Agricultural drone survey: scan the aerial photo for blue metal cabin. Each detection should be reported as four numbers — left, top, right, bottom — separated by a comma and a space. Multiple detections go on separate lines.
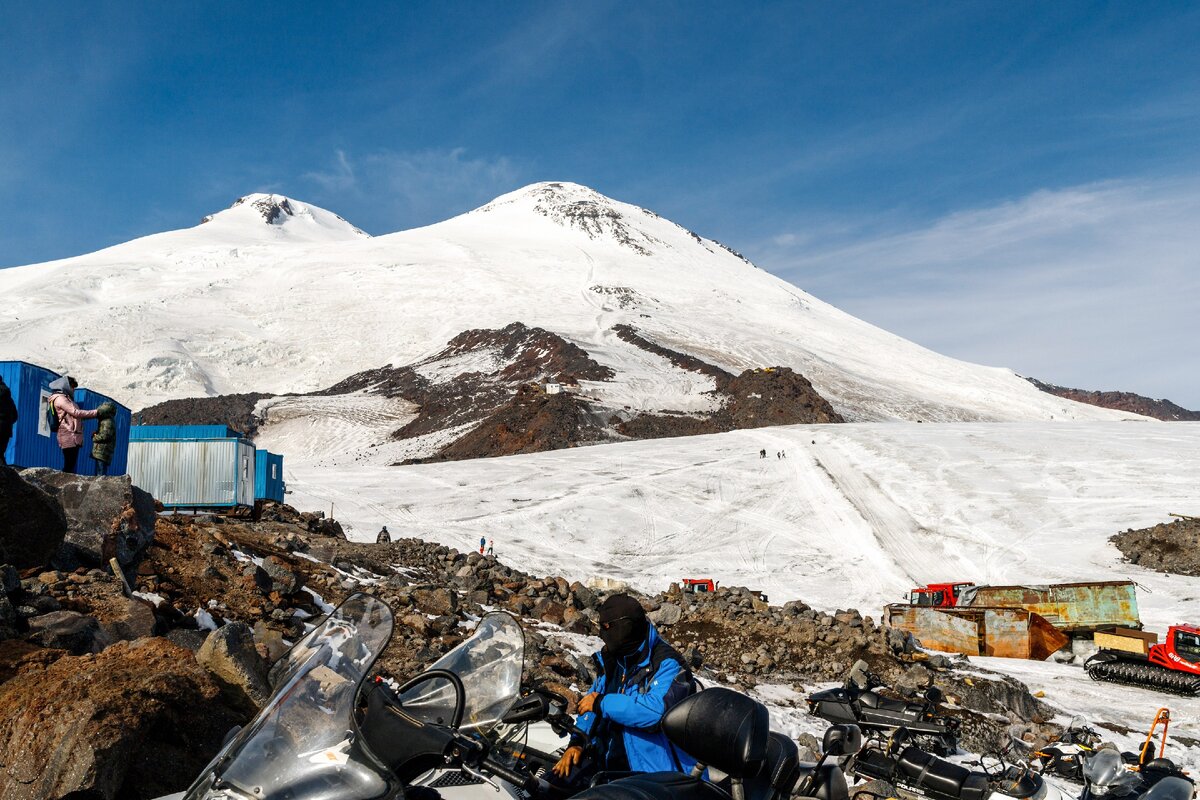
255, 450, 285, 502
0, 360, 62, 468
73, 387, 132, 476
127, 425, 256, 509
129, 425, 239, 440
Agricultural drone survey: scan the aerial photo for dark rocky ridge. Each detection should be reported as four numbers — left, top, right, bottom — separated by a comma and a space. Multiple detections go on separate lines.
136, 321, 842, 463
1111, 516, 1200, 575
134, 392, 270, 437
1028, 378, 1200, 421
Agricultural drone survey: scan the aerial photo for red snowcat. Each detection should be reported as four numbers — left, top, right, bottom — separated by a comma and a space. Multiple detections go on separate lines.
1086, 625, 1200, 695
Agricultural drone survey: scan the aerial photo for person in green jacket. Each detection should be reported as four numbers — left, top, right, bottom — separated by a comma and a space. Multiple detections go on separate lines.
91, 402, 117, 476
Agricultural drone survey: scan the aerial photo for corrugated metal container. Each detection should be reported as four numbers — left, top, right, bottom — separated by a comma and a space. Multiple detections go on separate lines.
128, 438, 256, 508
886, 604, 1069, 660
255, 450, 285, 502
958, 581, 1141, 633
73, 387, 132, 476
129, 425, 239, 441
0, 360, 65, 468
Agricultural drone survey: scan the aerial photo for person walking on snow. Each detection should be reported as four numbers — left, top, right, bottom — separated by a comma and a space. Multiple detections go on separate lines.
479, 535, 486, 555
48, 376, 98, 475
486, 538, 494, 556
0, 375, 17, 466
552, 594, 697, 784
376, 526, 391, 544
759, 448, 765, 458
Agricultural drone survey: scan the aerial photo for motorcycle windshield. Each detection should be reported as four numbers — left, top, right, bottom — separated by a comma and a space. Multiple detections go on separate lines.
184, 593, 395, 800
1083, 749, 1141, 796
398, 611, 524, 735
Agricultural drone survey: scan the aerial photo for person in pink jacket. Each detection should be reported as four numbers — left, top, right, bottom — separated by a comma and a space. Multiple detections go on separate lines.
48, 375, 99, 474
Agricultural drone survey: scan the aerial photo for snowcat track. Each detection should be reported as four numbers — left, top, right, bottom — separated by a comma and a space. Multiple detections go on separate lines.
1086, 659, 1200, 696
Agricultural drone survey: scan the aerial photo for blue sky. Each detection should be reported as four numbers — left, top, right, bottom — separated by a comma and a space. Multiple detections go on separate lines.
3, 3, 1198, 406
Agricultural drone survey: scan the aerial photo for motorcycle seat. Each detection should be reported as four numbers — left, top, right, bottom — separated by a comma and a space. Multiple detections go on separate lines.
859, 692, 915, 714
897, 746, 988, 800
661, 687, 769, 779
746, 732, 800, 800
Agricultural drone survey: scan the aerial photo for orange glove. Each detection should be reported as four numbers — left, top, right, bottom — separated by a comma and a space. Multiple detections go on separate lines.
577, 692, 600, 715
553, 745, 584, 778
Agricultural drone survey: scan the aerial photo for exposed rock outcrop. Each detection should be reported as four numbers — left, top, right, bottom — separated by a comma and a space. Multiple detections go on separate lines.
0, 638, 244, 800
1028, 378, 1200, 421
134, 391, 271, 437
1111, 517, 1200, 575
0, 467, 67, 569
19, 470, 155, 568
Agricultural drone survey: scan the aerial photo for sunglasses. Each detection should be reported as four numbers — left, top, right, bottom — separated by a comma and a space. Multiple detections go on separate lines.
600, 616, 634, 630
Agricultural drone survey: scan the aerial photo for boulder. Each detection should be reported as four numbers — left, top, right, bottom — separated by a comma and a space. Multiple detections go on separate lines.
260, 555, 303, 595
0, 466, 68, 568
98, 597, 159, 644
0, 638, 245, 800
196, 622, 272, 711
648, 602, 682, 627
0, 564, 19, 595
28, 610, 100, 655
18, 469, 155, 568
412, 587, 457, 617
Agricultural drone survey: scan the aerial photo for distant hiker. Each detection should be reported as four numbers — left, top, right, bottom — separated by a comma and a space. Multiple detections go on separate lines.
48, 376, 98, 475
376, 525, 391, 544
0, 375, 16, 465
781, 450, 786, 459
759, 448, 766, 459
90, 402, 117, 475
486, 538, 494, 556
776, 451, 781, 459
479, 535, 486, 555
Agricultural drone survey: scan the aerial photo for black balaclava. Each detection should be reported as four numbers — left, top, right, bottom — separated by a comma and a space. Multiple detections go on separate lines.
598, 593, 648, 659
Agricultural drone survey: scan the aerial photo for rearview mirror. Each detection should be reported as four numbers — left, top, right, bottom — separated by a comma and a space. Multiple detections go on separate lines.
822, 724, 862, 757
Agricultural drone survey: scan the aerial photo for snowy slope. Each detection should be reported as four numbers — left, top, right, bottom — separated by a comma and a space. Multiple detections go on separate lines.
270, 421, 1200, 632
0, 182, 1142, 422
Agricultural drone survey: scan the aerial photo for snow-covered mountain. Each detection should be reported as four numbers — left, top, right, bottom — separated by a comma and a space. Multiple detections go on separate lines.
0, 182, 1141, 424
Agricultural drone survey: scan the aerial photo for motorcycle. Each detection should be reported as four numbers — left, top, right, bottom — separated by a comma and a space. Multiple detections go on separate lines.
1079, 745, 1193, 800
849, 729, 1069, 800
169, 592, 862, 800
808, 660, 959, 756
1030, 716, 1102, 782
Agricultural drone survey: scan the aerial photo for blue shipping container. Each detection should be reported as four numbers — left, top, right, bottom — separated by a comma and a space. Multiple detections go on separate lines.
255, 450, 285, 502
0, 360, 65, 469
73, 388, 132, 476
129, 425, 241, 441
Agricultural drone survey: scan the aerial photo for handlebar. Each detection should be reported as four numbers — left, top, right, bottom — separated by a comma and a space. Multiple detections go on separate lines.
482, 755, 543, 793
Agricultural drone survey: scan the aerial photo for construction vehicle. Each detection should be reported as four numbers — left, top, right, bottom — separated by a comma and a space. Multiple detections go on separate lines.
682, 578, 718, 593
1085, 626, 1200, 695
909, 583, 975, 608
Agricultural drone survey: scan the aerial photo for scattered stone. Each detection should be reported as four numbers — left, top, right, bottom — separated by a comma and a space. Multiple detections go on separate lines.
0, 466, 68, 568
196, 622, 272, 711
28, 610, 100, 655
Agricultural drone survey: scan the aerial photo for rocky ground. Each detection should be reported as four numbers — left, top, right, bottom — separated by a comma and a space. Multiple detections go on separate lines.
1, 466, 1059, 799
1027, 378, 1200, 421
1111, 516, 1200, 575
136, 320, 844, 464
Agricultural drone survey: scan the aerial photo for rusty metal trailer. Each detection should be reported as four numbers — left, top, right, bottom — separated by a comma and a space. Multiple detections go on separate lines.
887, 604, 1069, 660
956, 580, 1141, 633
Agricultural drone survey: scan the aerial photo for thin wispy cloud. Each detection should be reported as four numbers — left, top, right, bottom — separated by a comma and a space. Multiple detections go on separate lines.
302, 147, 521, 232
754, 178, 1200, 407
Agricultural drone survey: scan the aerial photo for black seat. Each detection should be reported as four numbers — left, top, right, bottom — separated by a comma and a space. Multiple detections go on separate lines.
578, 688, 770, 800
859, 692, 914, 714
746, 732, 800, 800
896, 746, 987, 800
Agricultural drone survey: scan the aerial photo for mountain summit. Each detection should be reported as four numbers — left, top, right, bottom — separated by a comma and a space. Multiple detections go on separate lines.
0, 182, 1144, 425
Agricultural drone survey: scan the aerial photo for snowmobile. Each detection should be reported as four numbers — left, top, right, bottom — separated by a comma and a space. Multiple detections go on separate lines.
1085, 626, 1200, 696
1030, 716, 1102, 782
850, 730, 1069, 800
168, 592, 859, 800
807, 660, 959, 756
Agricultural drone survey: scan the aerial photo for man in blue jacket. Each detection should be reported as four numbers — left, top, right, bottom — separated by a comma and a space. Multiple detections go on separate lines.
552, 593, 696, 782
